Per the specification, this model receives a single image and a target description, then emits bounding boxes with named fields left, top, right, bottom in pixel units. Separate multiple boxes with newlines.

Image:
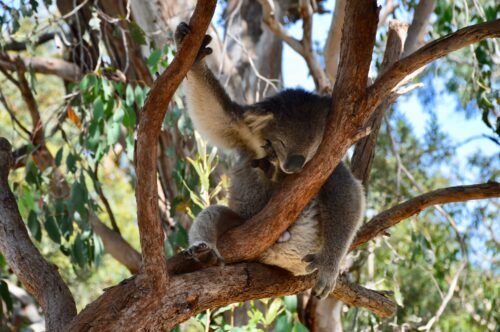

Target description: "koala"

left=175, top=23, right=365, bottom=299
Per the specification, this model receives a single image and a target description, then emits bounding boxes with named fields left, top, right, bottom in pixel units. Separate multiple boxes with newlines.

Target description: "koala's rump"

left=257, top=199, right=321, bottom=275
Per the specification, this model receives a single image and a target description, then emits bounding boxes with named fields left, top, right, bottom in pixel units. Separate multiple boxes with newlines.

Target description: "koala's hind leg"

left=303, top=162, right=365, bottom=299
left=185, top=205, right=245, bottom=266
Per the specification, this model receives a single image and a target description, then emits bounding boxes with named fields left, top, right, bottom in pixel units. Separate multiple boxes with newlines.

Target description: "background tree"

left=0, top=0, right=498, bottom=331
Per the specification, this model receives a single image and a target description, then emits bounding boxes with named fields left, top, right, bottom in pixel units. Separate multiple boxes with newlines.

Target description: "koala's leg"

left=303, top=162, right=365, bottom=299
left=185, top=205, right=245, bottom=266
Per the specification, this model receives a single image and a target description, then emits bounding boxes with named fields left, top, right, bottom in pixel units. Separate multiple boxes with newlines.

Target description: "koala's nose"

left=283, top=155, right=306, bottom=174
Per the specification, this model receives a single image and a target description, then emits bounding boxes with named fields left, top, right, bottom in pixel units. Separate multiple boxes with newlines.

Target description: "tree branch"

left=367, top=19, right=500, bottom=110
left=351, top=20, right=408, bottom=185
left=403, top=0, right=437, bottom=56
left=3, top=32, right=56, bottom=51
left=324, top=0, right=345, bottom=84
left=135, top=0, right=217, bottom=289
left=351, top=182, right=500, bottom=250
left=0, top=138, right=76, bottom=332
left=0, top=55, right=82, bottom=82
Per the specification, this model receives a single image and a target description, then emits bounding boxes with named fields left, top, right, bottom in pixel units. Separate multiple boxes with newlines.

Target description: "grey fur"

left=176, top=23, right=365, bottom=299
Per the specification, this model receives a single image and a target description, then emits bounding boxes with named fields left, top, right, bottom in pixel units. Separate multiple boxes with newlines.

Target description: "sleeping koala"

left=176, top=22, right=365, bottom=298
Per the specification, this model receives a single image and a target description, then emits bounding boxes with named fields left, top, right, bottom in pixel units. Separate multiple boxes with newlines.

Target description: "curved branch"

left=351, top=182, right=500, bottom=250
left=135, top=0, right=216, bottom=289
left=0, top=138, right=76, bottom=332
left=367, top=19, right=500, bottom=110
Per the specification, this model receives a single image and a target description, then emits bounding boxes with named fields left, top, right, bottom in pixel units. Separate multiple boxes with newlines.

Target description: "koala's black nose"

left=283, top=155, right=306, bottom=174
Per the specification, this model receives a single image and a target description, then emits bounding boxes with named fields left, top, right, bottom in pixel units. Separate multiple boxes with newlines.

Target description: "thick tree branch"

left=70, top=262, right=395, bottom=331
left=351, top=182, right=500, bottom=249
left=135, top=0, right=216, bottom=289
left=367, top=20, right=500, bottom=110
left=0, top=55, right=82, bottom=82
left=0, top=138, right=76, bottom=332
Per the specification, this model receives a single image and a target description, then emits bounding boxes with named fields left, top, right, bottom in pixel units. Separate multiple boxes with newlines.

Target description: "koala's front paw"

left=174, top=22, right=213, bottom=62
left=182, top=242, right=224, bottom=266
left=302, top=253, right=340, bottom=299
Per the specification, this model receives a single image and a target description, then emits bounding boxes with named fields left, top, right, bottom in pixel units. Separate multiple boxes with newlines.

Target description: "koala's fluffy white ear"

left=243, top=110, right=274, bottom=133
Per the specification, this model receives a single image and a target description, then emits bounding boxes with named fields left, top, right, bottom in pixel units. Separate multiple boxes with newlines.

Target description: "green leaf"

left=283, top=295, right=297, bottom=312
left=107, top=122, right=121, bottom=146
left=126, top=84, right=135, bottom=107
left=293, top=322, right=309, bottom=332
left=93, top=96, right=104, bottom=120
left=112, top=106, right=125, bottom=123
left=102, top=79, right=113, bottom=99
left=73, top=234, right=88, bottom=267
left=0, top=281, right=13, bottom=312
left=129, top=21, right=147, bottom=45
left=275, top=314, right=292, bottom=332
left=27, top=210, right=42, bottom=241
left=25, top=160, right=41, bottom=186
left=135, top=86, right=145, bottom=108
left=147, top=49, right=162, bottom=68
left=44, top=215, right=61, bottom=244
left=123, top=106, right=136, bottom=129
left=54, top=147, right=64, bottom=167
left=66, top=153, right=77, bottom=173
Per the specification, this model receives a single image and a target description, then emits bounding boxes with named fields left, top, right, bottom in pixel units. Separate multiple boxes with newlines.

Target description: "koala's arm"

left=175, top=23, right=260, bottom=153
left=304, top=162, right=365, bottom=298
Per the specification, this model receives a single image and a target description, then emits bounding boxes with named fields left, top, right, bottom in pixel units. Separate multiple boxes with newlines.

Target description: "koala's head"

left=243, top=90, right=330, bottom=174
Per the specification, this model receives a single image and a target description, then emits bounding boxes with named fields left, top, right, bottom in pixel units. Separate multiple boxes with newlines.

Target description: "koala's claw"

left=182, top=242, right=225, bottom=266
left=302, top=253, right=340, bottom=299
left=175, top=22, right=213, bottom=62
left=174, top=22, right=191, bottom=45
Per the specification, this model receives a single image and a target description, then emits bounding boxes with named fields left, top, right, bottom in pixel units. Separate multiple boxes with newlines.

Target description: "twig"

left=0, top=90, right=32, bottom=137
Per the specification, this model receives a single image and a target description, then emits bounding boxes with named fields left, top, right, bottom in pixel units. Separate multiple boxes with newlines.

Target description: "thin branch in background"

left=384, top=117, right=469, bottom=330
left=226, top=31, right=280, bottom=97
left=403, top=0, right=437, bottom=56
left=92, top=164, right=121, bottom=235
left=324, top=0, right=345, bottom=84
left=0, top=90, right=32, bottom=137
left=378, top=0, right=399, bottom=28
left=257, top=0, right=330, bottom=92
left=3, top=32, right=56, bottom=51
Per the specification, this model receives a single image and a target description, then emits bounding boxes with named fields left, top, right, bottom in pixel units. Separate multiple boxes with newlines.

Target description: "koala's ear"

left=243, top=110, right=274, bottom=132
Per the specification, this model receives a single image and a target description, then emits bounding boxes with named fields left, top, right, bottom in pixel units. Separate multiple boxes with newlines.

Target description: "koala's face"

left=244, top=91, right=329, bottom=174
left=263, top=112, right=326, bottom=174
